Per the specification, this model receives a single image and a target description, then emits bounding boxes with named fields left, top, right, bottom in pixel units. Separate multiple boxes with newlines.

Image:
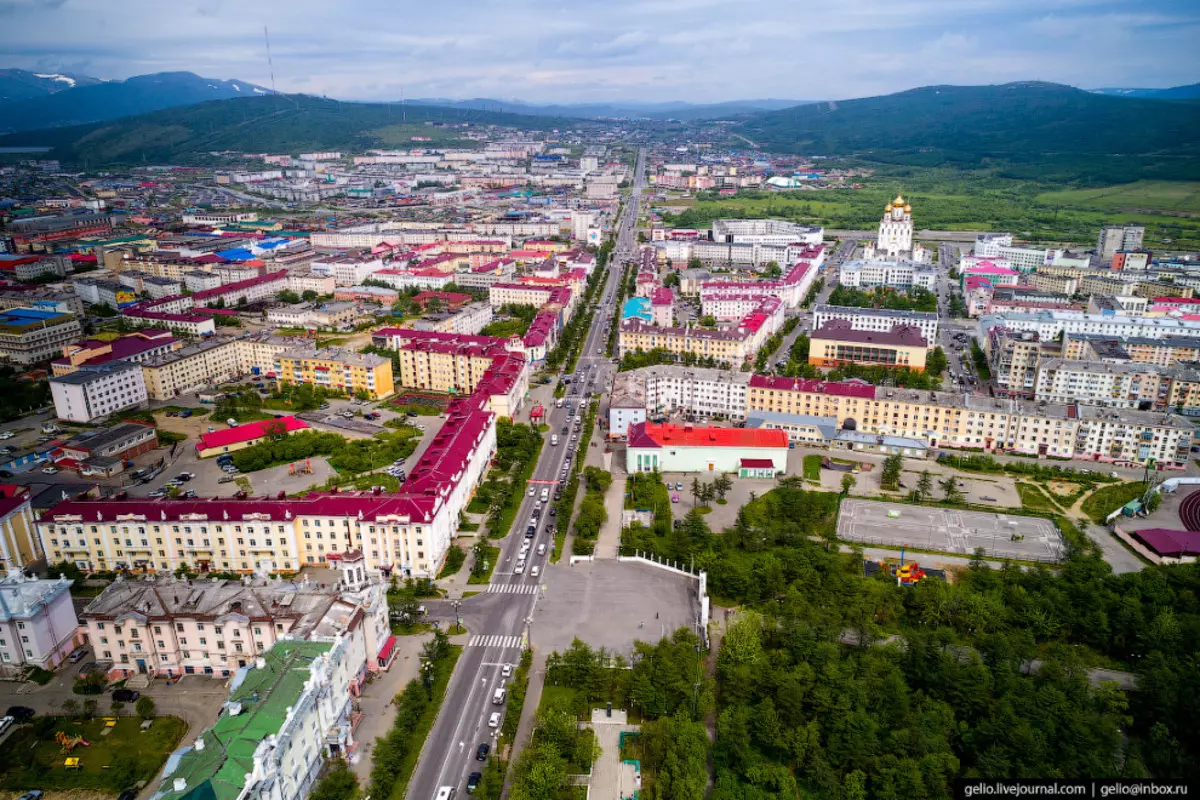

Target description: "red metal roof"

left=628, top=422, right=788, bottom=450
left=739, top=458, right=776, bottom=468
left=196, top=416, right=309, bottom=452
left=749, top=374, right=877, bottom=399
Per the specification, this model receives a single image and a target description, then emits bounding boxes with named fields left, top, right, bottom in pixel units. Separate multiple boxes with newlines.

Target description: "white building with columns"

left=861, top=194, right=930, bottom=264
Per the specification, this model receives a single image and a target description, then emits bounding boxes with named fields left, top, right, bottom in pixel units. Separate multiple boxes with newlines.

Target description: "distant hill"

left=413, top=97, right=809, bottom=120
left=739, top=82, right=1200, bottom=181
left=0, top=68, right=102, bottom=103
left=1091, top=83, right=1200, bottom=100
left=0, top=72, right=272, bottom=134
left=0, top=94, right=578, bottom=165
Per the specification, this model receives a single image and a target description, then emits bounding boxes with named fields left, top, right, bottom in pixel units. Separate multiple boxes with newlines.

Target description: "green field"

left=656, top=168, right=1200, bottom=249
left=1035, top=181, right=1200, bottom=215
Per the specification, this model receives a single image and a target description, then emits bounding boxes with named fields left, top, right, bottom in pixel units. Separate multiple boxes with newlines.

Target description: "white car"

left=527, top=487, right=535, bottom=497
left=514, top=561, right=525, bottom=575
left=488, top=712, right=501, bottom=728
left=0, top=432, right=13, bottom=440
left=42, top=466, right=58, bottom=474
left=531, top=565, right=541, bottom=578
left=501, top=663, right=513, bottom=678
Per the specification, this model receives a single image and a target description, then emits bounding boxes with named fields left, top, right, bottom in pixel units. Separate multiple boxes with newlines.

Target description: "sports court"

left=837, top=499, right=1064, bottom=563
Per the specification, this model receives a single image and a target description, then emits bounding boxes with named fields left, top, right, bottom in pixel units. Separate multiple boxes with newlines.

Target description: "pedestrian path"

left=467, top=634, right=524, bottom=649
left=485, top=583, right=538, bottom=594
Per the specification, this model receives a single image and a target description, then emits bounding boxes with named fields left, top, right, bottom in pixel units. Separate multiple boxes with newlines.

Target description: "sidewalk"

left=349, top=630, right=434, bottom=782
left=595, top=476, right=625, bottom=558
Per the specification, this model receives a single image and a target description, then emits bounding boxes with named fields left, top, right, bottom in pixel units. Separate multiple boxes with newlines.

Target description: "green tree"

left=82, top=698, right=98, bottom=719
left=309, top=760, right=358, bottom=800
left=917, top=470, right=934, bottom=501
left=136, top=696, right=156, bottom=719
left=841, top=473, right=856, bottom=495
left=302, top=289, right=318, bottom=302
left=940, top=475, right=964, bottom=504
left=881, top=453, right=903, bottom=491
left=110, top=700, right=125, bottom=715
left=61, top=698, right=79, bottom=716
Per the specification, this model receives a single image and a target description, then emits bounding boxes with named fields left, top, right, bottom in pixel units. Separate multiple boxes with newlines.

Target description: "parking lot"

left=837, top=498, right=1065, bottom=562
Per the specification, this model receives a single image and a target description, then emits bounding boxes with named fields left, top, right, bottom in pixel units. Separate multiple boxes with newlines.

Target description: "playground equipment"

left=56, top=731, right=90, bottom=752
left=288, top=459, right=313, bottom=476
left=894, top=562, right=927, bottom=586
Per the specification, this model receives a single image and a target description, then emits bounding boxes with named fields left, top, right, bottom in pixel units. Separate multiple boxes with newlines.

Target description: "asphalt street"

left=405, top=148, right=646, bottom=798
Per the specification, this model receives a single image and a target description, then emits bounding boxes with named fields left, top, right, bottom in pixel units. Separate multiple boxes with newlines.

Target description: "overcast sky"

left=1, top=0, right=1197, bottom=103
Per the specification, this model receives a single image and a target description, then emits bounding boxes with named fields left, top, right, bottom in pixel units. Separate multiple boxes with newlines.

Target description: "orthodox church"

left=861, top=194, right=930, bottom=263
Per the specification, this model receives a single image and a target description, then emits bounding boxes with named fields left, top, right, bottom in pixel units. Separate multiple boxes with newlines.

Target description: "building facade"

left=50, top=361, right=149, bottom=423
left=0, top=574, right=79, bottom=673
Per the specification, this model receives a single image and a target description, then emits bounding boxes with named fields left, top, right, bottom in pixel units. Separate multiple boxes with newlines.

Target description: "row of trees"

left=690, top=474, right=733, bottom=506
left=619, top=347, right=732, bottom=372
left=572, top=466, right=612, bottom=556
left=828, top=284, right=939, bottom=313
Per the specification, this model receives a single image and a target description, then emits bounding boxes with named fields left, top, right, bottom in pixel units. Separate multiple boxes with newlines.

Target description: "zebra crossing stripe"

left=486, top=584, right=536, bottom=594
left=467, top=635, right=524, bottom=649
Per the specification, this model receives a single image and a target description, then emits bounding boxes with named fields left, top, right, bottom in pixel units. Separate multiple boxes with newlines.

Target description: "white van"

left=435, top=787, right=457, bottom=800
left=493, top=687, right=507, bottom=705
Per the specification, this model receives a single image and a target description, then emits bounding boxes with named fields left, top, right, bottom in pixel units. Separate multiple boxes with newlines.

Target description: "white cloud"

left=0, top=0, right=1197, bottom=102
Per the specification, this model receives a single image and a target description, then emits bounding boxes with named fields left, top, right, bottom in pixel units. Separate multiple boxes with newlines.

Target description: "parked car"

left=476, top=742, right=491, bottom=761
left=112, top=689, right=140, bottom=703
left=488, top=712, right=501, bottom=728
left=41, top=466, right=58, bottom=475
left=467, top=772, right=482, bottom=793
left=68, top=649, right=87, bottom=663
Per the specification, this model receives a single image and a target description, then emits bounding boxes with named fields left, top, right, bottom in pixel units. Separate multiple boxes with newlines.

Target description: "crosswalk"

left=485, top=583, right=538, bottom=594
left=468, top=635, right=523, bottom=649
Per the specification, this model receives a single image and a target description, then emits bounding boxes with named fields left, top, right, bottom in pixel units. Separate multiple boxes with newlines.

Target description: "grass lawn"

left=1081, top=481, right=1150, bottom=524
left=1035, top=181, right=1200, bottom=215
left=467, top=545, right=501, bottom=584
left=0, top=715, right=187, bottom=792
left=1017, top=483, right=1061, bottom=513
left=803, top=454, right=822, bottom=481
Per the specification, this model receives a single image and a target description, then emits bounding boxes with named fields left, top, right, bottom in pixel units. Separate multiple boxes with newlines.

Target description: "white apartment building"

left=50, top=361, right=148, bottom=423
left=982, top=311, right=1200, bottom=342
left=288, top=271, right=337, bottom=296
left=710, top=219, right=824, bottom=246
left=974, top=233, right=1015, bottom=258
left=183, top=271, right=222, bottom=292
left=310, top=253, right=386, bottom=286
left=181, top=212, right=257, bottom=225
left=1033, top=359, right=1168, bottom=409
left=0, top=310, right=83, bottom=365
left=608, top=366, right=752, bottom=436
left=812, top=305, right=939, bottom=346
left=837, top=259, right=937, bottom=290
left=0, top=574, right=79, bottom=673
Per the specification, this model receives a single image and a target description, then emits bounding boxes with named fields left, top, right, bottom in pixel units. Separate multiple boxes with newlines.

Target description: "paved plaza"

left=837, top=498, right=1065, bottom=562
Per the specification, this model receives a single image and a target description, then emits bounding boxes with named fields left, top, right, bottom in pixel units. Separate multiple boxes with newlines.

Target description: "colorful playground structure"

left=288, top=459, right=313, bottom=475
left=56, top=731, right=90, bottom=752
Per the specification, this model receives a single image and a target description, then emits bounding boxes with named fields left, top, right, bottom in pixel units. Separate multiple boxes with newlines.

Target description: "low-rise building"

left=49, top=361, right=148, bottom=422
left=626, top=422, right=789, bottom=474
left=196, top=417, right=310, bottom=458
left=809, top=320, right=929, bottom=371
left=0, top=574, right=79, bottom=673
left=58, top=422, right=158, bottom=466
left=333, top=285, right=400, bottom=305
left=411, top=302, right=494, bottom=336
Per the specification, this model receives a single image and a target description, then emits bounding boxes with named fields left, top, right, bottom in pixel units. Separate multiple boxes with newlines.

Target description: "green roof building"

left=154, top=638, right=356, bottom=800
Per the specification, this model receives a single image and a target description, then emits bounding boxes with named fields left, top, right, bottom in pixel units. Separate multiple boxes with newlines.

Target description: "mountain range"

left=0, top=71, right=271, bottom=134
left=0, top=94, right=572, bottom=164
left=0, top=68, right=104, bottom=103
left=410, top=98, right=809, bottom=120
left=737, top=81, right=1200, bottom=181
left=1090, top=83, right=1200, bottom=100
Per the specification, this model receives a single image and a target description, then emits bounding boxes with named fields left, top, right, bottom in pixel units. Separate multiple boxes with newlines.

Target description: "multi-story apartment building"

left=1098, top=225, right=1145, bottom=263
left=1063, top=333, right=1200, bottom=367
left=49, top=361, right=148, bottom=422
left=122, top=309, right=217, bottom=338
left=988, top=328, right=1057, bottom=399
left=183, top=271, right=223, bottom=292
left=1028, top=273, right=1079, bottom=296
left=276, top=348, right=394, bottom=400
left=0, top=574, right=80, bottom=673
left=140, top=337, right=246, bottom=400
left=746, top=375, right=1192, bottom=466
left=710, top=219, right=824, bottom=246
left=288, top=271, right=338, bottom=296
left=0, top=488, right=41, bottom=573
left=51, top=329, right=181, bottom=376
left=150, top=636, right=362, bottom=800
left=812, top=305, right=939, bottom=345
left=1033, top=359, right=1170, bottom=409
left=982, top=311, right=1200, bottom=342
left=40, top=397, right=497, bottom=575
left=836, top=259, right=937, bottom=290
left=607, top=366, right=752, bottom=436
left=266, top=302, right=360, bottom=330
left=411, top=302, right=495, bottom=336
left=809, top=321, right=929, bottom=371
left=619, top=319, right=749, bottom=366
left=488, top=283, right=559, bottom=309
left=310, top=252, right=386, bottom=286
left=190, top=271, right=289, bottom=308
left=0, top=308, right=82, bottom=365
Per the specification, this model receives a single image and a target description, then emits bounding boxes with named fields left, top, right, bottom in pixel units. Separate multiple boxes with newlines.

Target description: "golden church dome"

left=885, top=203, right=893, bottom=212
left=904, top=204, right=912, bottom=213
left=893, top=193, right=905, bottom=206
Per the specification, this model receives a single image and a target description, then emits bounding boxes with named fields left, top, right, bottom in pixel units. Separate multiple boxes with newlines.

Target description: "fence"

left=836, top=533, right=1064, bottom=564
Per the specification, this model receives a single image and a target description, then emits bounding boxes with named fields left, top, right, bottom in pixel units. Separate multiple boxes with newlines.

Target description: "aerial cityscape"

left=0, top=3, right=1197, bottom=800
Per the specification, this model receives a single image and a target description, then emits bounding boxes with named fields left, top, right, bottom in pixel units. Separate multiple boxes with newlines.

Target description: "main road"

left=405, top=148, right=645, bottom=799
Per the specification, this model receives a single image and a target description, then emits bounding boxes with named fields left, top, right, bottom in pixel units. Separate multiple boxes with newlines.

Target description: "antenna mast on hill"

left=264, top=25, right=278, bottom=96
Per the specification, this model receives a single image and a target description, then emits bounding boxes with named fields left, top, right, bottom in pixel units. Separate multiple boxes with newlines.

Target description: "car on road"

left=467, top=772, right=482, bottom=793
left=514, top=561, right=525, bottom=574
left=0, top=431, right=13, bottom=440
left=527, top=487, right=534, bottom=497
left=148, top=489, right=167, bottom=498
left=112, top=689, right=140, bottom=702
left=671, top=492, right=679, bottom=503
left=488, top=712, right=501, bottom=728
left=675, top=482, right=684, bottom=491
left=68, top=648, right=87, bottom=663
left=6, top=705, right=35, bottom=721
left=41, top=466, right=58, bottom=474
left=531, top=565, right=540, bottom=578
left=476, top=742, right=491, bottom=761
